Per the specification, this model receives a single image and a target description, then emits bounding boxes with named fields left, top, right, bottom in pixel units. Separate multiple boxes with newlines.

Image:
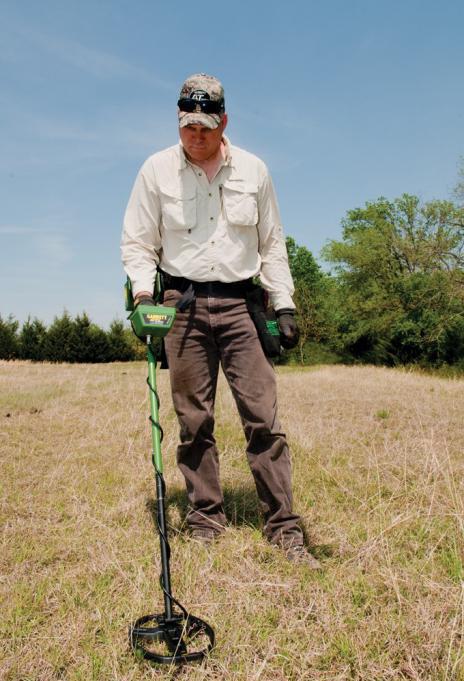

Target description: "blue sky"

left=1, top=0, right=463, bottom=328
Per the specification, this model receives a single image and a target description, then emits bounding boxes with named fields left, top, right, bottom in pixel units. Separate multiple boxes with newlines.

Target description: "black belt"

left=161, top=271, right=253, bottom=298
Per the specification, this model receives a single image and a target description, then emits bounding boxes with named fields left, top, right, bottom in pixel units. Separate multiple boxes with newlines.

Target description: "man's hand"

left=276, top=309, right=300, bottom=349
left=135, top=294, right=156, bottom=307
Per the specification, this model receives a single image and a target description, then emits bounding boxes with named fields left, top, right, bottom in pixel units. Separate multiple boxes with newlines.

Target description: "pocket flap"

left=222, top=180, right=258, bottom=194
left=221, top=182, right=258, bottom=226
left=159, top=183, right=196, bottom=201
left=159, top=183, right=196, bottom=230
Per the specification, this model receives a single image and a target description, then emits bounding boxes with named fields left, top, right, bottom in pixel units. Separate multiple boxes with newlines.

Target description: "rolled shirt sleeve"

left=256, top=166, right=295, bottom=311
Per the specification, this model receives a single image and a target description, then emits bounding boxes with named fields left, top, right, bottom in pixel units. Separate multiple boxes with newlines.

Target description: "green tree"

left=453, top=156, right=464, bottom=207
left=106, top=320, right=136, bottom=361
left=67, top=313, right=110, bottom=363
left=286, top=236, right=322, bottom=290
left=42, top=312, right=76, bottom=362
left=0, top=315, right=19, bottom=360
left=19, top=318, right=47, bottom=361
left=323, top=194, right=464, bottom=365
left=286, top=237, right=339, bottom=363
left=43, top=312, right=119, bottom=363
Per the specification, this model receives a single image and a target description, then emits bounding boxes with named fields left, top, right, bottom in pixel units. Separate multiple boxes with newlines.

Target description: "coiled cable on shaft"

left=146, top=350, right=189, bottom=620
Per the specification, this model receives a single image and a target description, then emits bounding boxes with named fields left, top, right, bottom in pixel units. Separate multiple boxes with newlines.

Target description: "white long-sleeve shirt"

left=121, top=137, right=295, bottom=311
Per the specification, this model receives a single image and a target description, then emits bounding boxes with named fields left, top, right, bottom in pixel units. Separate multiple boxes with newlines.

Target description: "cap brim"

left=178, top=111, right=221, bottom=129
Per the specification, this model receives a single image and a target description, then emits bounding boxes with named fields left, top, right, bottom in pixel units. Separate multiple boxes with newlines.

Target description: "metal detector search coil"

left=128, top=305, right=176, bottom=338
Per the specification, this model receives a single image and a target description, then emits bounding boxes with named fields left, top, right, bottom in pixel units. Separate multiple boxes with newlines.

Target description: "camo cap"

left=178, top=73, right=225, bottom=129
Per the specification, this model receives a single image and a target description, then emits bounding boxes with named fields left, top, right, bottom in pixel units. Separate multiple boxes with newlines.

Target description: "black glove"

left=135, top=295, right=156, bottom=307
left=131, top=295, right=157, bottom=345
left=276, top=309, right=300, bottom=349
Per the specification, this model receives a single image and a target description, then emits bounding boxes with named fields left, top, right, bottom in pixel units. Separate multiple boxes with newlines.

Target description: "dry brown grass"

left=1, top=361, right=463, bottom=680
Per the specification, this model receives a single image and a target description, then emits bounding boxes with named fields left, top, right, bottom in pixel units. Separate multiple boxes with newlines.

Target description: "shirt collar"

left=222, top=136, right=232, bottom=165
left=178, top=135, right=233, bottom=170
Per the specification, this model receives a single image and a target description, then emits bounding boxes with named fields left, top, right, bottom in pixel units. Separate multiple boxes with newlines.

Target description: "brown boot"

left=284, top=543, right=322, bottom=569
left=190, top=528, right=218, bottom=546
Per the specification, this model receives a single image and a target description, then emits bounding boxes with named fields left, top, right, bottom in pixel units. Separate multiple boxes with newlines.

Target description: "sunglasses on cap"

left=177, top=98, right=225, bottom=115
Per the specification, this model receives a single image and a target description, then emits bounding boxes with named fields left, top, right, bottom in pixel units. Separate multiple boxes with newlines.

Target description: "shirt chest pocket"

left=221, top=181, right=258, bottom=227
left=159, top=184, right=197, bottom=231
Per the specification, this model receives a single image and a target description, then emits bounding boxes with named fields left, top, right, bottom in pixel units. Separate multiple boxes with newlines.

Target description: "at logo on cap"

left=190, top=89, right=210, bottom=101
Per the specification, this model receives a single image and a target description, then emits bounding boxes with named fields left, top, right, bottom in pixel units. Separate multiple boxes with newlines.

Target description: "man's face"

left=179, top=115, right=228, bottom=163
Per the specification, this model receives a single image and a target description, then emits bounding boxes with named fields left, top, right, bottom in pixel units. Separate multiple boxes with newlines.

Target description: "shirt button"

left=188, top=228, right=191, bottom=233
left=210, top=266, right=215, bottom=271
left=208, top=192, right=212, bottom=197
left=198, top=172, right=202, bottom=176
left=211, top=240, right=215, bottom=245
left=210, top=217, right=214, bottom=221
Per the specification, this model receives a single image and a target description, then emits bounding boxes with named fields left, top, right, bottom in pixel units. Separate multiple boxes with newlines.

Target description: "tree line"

left=1, top=190, right=463, bottom=369
left=0, top=314, right=143, bottom=363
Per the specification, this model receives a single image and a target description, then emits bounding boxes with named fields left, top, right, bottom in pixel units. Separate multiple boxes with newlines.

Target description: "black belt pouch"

left=245, top=286, right=281, bottom=358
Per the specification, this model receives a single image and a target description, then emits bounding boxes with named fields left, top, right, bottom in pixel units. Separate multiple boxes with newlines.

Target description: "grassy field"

left=1, top=360, right=463, bottom=680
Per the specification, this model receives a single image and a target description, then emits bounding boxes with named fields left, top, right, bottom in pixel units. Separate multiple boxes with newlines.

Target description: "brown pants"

left=163, top=288, right=302, bottom=545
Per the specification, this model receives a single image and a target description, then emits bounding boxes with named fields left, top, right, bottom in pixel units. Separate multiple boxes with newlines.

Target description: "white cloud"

left=18, top=27, right=176, bottom=91
left=0, top=224, right=38, bottom=235
left=32, top=121, right=99, bottom=143
left=0, top=221, right=73, bottom=265
left=35, top=233, right=72, bottom=264
left=0, top=100, right=175, bottom=172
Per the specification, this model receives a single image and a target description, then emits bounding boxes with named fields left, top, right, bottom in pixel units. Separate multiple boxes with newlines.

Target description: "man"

left=121, top=73, right=320, bottom=567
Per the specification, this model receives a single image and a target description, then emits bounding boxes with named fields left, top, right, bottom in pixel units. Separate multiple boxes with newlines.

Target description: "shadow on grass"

left=145, top=484, right=329, bottom=557
left=145, top=482, right=262, bottom=534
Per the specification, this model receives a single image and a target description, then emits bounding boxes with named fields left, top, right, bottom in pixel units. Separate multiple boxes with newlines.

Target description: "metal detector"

left=125, top=279, right=215, bottom=664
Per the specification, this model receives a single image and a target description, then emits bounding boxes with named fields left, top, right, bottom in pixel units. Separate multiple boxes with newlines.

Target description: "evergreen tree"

left=42, top=312, right=76, bottom=363
left=87, top=322, right=111, bottom=363
left=0, top=315, right=19, bottom=360
left=67, top=313, right=107, bottom=362
left=107, top=320, right=136, bottom=361
left=19, top=318, right=47, bottom=361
